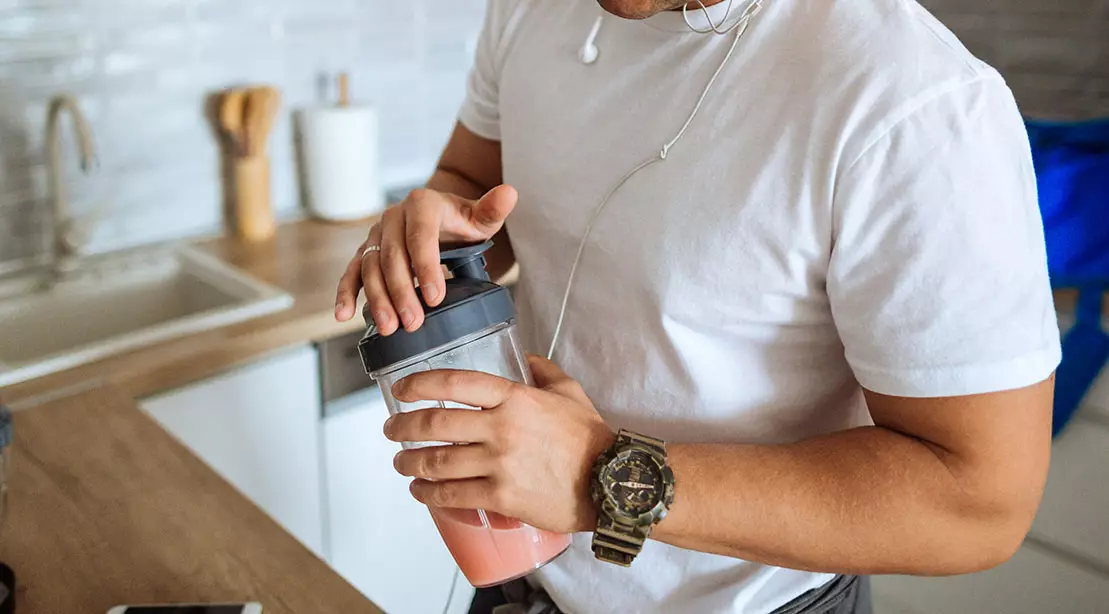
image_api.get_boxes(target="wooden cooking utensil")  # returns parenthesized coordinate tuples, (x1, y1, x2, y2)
(256, 87, 280, 154)
(244, 86, 281, 157)
(337, 73, 350, 107)
(243, 88, 260, 157)
(218, 89, 247, 156)
(229, 85, 282, 242)
(232, 155, 276, 242)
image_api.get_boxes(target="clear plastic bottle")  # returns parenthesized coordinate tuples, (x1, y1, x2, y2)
(359, 243, 571, 588)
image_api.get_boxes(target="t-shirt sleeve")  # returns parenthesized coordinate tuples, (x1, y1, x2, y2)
(828, 78, 1061, 398)
(458, 0, 510, 141)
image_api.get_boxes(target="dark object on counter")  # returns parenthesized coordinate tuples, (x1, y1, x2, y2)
(1, 406, 13, 613)
(1, 404, 11, 526)
(0, 561, 14, 614)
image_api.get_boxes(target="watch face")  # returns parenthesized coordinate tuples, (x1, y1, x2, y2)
(601, 450, 663, 516)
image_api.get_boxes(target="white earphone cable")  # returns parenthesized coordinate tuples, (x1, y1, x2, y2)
(665, 0, 762, 158)
(683, 0, 755, 35)
(547, 0, 764, 359)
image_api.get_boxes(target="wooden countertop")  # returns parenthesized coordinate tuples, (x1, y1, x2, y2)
(0, 219, 374, 407)
(0, 216, 1067, 409)
(0, 385, 382, 613)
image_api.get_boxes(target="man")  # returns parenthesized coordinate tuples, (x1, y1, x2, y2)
(334, 0, 1061, 612)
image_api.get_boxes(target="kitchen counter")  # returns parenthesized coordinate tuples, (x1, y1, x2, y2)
(0, 383, 382, 613)
(0, 216, 1070, 408)
(0, 219, 374, 407)
(0, 219, 385, 611)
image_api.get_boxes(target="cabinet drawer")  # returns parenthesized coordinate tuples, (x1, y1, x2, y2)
(873, 545, 1109, 614)
(141, 345, 325, 557)
(1029, 421, 1109, 569)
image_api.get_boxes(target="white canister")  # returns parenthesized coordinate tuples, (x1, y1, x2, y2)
(295, 105, 386, 222)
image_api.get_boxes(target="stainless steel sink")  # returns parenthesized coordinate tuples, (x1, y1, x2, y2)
(0, 246, 293, 387)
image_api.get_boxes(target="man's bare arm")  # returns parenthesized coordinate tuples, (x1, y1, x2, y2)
(427, 122, 515, 280)
(653, 377, 1054, 575)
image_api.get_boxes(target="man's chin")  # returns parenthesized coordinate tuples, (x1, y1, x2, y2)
(596, 0, 664, 20)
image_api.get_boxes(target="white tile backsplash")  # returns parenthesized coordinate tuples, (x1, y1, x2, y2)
(0, 0, 487, 269)
(2, 0, 1106, 269)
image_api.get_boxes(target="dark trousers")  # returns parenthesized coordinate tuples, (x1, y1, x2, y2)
(468, 575, 872, 614)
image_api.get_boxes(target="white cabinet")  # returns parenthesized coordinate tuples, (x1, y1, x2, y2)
(140, 345, 325, 557)
(322, 387, 473, 614)
(873, 545, 1109, 614)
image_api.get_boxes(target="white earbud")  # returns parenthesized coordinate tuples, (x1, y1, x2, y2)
(579, 16, 603, 65)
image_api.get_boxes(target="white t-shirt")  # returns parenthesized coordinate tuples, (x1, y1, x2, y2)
(458, 1, 1062, 612)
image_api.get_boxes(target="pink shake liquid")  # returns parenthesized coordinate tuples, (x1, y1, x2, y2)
(431, 508, 572, 587)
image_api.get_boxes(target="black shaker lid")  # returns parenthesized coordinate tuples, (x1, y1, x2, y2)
(357, 241, 516, 374)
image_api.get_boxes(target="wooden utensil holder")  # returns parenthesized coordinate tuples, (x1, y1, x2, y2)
(232, 155, 276, 242)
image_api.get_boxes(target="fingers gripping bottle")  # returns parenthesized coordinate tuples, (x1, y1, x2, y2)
(358, 241, 571, 587)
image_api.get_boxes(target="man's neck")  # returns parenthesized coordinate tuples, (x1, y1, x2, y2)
(670, 0, 730, 10)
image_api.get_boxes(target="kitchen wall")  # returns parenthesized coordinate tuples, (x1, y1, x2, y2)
(923, 0, 1109, 121)
(1, 0, 1107, 273)
(0, 0, 486, 272)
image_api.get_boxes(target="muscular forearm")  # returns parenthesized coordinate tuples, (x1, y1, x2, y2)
(425, 165, 516, 281)
(426, 164, 487, 200)
(653, 426, 1036, 576)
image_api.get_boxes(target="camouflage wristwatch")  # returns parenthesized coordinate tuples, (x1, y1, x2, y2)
(590, 429, 675, 566)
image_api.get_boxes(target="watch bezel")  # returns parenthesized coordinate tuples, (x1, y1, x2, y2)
(592, 444, 675, 527)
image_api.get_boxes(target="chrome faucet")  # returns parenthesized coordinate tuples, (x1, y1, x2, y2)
(43, 94, 99, 285)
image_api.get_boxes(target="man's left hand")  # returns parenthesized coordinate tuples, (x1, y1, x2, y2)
(385, 355, 615, 534)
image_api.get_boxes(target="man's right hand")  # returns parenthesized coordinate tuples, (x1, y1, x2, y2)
(335, 184, 518, 335)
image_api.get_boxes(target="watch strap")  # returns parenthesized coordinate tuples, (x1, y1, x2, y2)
(619, 429, 666, 455)
(592, 513, 651, 567)
(591, 429, 669, 566)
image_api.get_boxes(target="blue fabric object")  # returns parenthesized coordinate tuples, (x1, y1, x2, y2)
(1029, 118, 1109, 288)
(1027, 117, 1109, 435)
(1054, 292, 1109, 436)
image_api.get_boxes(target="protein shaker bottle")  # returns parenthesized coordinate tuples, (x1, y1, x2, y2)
(358, 241, 571, 587)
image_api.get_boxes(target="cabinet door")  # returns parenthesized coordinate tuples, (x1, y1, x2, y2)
(141, 345, 325, 557)
(323, 388, 474, 614)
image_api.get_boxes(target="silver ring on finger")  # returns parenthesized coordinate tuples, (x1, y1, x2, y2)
(360, 244, 381, 262)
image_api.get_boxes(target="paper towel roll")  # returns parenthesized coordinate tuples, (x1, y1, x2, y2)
(295, 106, 385, 222)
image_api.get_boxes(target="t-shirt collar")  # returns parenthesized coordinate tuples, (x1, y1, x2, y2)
(643, 0, 742, 34)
